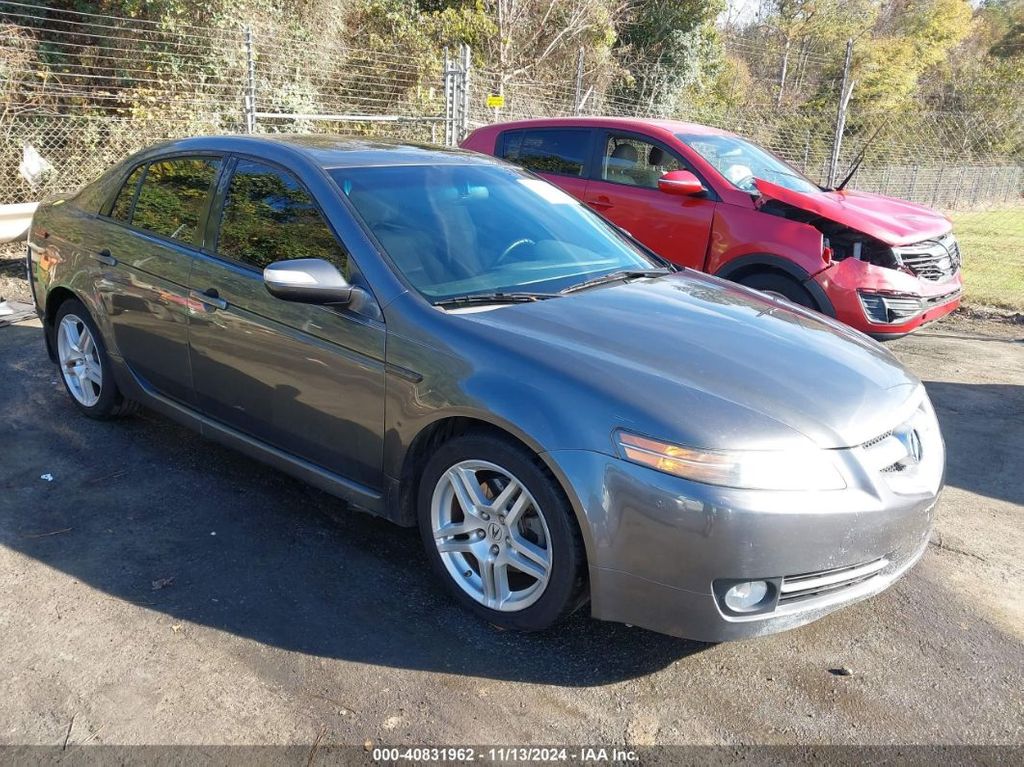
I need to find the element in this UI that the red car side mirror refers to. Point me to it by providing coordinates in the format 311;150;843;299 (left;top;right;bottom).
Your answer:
658;170;705;197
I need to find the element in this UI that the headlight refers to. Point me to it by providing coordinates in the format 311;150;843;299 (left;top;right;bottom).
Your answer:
616;431;847;491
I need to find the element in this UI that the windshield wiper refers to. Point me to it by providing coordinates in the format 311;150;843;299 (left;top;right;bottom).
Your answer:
560;268;670;295
434;291;558;309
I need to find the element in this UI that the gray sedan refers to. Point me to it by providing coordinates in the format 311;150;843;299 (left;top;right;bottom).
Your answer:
27;136;944;641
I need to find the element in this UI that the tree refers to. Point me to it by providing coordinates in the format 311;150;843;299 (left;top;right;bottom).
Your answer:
612;0;725;116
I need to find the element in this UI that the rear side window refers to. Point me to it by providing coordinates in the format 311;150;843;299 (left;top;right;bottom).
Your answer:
109;165;144;221
216;160;350;277
500;129;590;177
131;157;221;243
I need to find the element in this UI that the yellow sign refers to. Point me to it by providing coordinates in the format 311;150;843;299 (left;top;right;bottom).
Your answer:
486;93;505;109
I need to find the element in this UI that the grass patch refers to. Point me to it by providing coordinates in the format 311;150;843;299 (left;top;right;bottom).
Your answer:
951;206;1024;310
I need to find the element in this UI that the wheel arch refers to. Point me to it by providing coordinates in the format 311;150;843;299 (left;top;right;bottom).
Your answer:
391;414;594;573
715;253;835;317
42;285;81;362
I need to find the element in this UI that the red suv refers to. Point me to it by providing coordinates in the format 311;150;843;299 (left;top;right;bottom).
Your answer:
462;117;963;336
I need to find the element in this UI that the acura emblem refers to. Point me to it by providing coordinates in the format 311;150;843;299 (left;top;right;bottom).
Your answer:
896;428;924;464
489;522;503;540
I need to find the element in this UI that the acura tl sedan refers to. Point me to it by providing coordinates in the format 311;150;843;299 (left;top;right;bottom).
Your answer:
27;136;944;641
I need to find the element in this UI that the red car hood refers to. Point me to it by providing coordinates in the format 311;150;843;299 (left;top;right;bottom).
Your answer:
754;179;952;246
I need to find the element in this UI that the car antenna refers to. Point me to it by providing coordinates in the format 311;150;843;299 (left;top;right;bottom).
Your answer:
835;125;883;191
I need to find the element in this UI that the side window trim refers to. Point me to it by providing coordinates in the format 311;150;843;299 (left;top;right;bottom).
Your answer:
590;130;719;201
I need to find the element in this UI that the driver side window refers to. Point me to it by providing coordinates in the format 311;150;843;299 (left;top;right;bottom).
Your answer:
601;136;681;189
217;160;350;277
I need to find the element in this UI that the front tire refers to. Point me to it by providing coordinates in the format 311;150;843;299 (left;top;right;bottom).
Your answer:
737;272;818;311
417;433;587;632
54;298;136;419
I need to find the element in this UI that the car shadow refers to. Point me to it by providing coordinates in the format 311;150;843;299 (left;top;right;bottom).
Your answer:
0;323;706;686
922;379;1024;507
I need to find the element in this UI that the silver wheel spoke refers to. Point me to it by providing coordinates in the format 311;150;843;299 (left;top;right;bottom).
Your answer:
479;557;511;609
446;466;489;519
509;530;550;575
436;538;474;555
84;361;102;385
79;331;93;356
434;520;479;540
503;490;531;528
488;478;522;515
62;320;81;353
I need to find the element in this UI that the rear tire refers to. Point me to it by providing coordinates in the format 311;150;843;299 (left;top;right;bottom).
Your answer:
417;433;587;632
737;272;818;311
53;298;137;419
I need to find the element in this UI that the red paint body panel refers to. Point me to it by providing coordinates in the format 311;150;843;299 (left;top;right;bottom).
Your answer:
584;178;715;270
461;117;964;336
705;205;825;278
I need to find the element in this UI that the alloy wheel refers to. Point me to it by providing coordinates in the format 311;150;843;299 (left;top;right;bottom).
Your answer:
57;313;103;407
430;459;553;612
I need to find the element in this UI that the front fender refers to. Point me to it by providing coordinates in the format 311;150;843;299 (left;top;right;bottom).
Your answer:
708;205;828;281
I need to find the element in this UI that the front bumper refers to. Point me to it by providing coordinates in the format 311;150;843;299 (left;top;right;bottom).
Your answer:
813;258;962;337
545;421;941;642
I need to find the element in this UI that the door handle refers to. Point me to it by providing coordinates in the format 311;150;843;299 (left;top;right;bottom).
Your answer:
588;197;613;210
94;249;117;266
189;288;228;311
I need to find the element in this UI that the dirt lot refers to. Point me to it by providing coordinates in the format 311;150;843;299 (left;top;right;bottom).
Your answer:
0;294;1021;746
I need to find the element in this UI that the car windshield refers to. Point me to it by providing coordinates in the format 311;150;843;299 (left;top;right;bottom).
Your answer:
329;163;660;302
678;133;821;195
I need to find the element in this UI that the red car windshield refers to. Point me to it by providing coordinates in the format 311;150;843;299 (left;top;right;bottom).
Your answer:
678;133;820;195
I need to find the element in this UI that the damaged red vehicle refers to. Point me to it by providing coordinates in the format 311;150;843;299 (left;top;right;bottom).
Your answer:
461;117;963;337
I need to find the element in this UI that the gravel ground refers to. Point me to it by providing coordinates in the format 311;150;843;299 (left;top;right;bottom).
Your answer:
0;283;1021;747
0;242;31;306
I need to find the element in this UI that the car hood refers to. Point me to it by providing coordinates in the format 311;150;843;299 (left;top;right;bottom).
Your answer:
459;272;921;451
755;178;951;246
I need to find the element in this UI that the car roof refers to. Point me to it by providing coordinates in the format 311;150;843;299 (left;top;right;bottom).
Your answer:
143;134;497;169
469;116;736;138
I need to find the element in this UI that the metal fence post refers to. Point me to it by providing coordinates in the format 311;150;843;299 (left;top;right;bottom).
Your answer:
460;43;471;141
827;39;854;188
573;47;585;115
243;25;257;134
443;47;454;147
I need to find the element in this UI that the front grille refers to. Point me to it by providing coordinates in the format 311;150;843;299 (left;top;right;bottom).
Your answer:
779;557;889;604
894;234;961;281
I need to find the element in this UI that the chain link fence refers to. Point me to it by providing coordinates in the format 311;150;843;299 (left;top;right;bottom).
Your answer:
1;0;1021;307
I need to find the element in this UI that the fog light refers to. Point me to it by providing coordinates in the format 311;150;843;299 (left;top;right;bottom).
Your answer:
724;580;770;612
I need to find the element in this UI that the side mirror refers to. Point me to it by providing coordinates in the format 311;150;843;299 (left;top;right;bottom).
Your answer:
658;170;705;197
263;258;354;305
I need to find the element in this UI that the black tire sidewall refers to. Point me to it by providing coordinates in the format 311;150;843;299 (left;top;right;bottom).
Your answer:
738;272;817;310
54;299;121;419
416;433;585;632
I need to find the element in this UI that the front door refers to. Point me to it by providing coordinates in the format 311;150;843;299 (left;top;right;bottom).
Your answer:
584;132;716;270
187;158;386;490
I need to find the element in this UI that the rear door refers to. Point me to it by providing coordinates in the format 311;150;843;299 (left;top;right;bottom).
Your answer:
187;157;386;490
496;127;593;201
584;131;717;269
98;155;222;404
